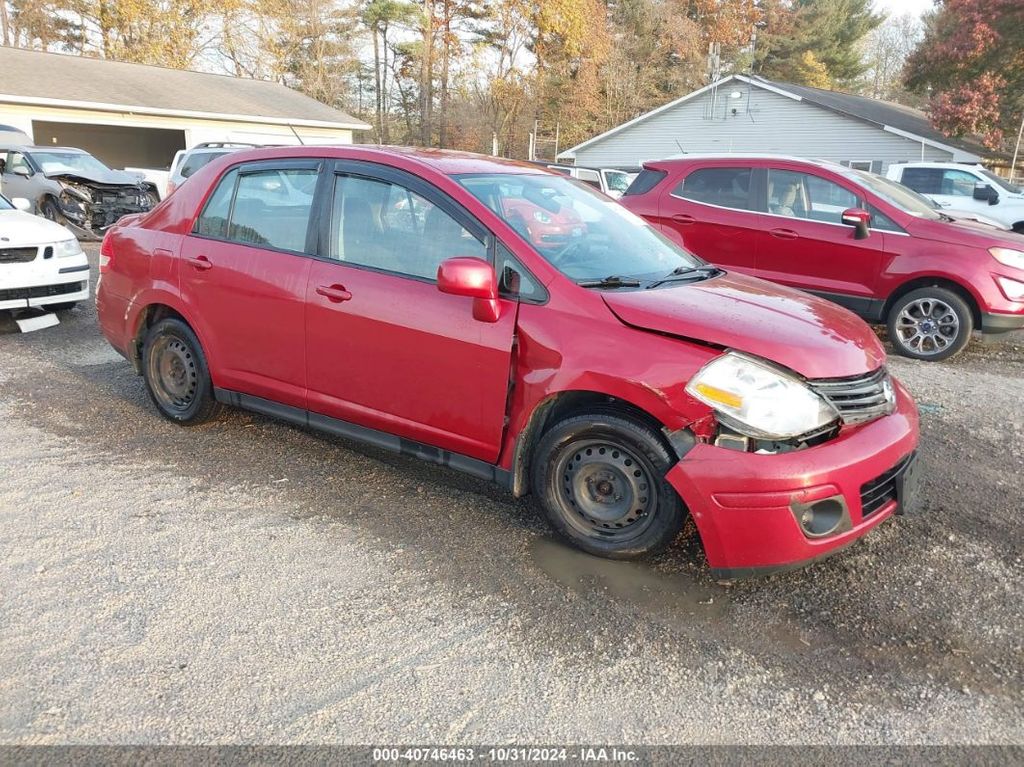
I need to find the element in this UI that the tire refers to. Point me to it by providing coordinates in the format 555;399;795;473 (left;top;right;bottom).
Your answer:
530;412;685;559
141;317;222;425
40;198;64;224
886;286;973;361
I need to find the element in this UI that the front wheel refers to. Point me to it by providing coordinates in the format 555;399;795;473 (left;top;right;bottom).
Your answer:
142;317;222;424
531;413;685;559
886;287;973;361
40;198;64;225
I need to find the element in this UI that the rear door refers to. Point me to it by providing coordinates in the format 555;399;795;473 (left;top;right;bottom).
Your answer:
304;161;517;462
179;159;321;409
654;165;760;273
754;166;883;311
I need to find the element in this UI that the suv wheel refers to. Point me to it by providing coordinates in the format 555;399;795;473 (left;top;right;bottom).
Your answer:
886;286;973;361
40;198;64;224
142;317;222;424
531;412;685;559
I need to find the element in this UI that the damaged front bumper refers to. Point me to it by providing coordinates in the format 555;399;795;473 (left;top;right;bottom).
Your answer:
666;381;920;579
56;179;153;239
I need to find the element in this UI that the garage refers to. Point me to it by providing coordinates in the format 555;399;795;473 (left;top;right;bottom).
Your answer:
30;121;185;172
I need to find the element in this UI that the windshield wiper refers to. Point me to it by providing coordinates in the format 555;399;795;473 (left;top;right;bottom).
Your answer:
576;275;643;289
646;264;721;289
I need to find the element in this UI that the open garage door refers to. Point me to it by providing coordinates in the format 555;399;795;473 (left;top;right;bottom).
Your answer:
32;121;185;171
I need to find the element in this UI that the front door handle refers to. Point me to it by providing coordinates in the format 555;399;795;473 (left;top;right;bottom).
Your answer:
769;228;799;240
671;213;696;225
316;284;353;303
184;255;213;271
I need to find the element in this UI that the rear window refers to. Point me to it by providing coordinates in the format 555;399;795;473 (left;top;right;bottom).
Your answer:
673;167;755;211
181;151;230;178
622;169;667;196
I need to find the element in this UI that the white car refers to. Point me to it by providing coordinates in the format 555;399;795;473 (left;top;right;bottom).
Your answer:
0;195;89;312
885;162;1024;233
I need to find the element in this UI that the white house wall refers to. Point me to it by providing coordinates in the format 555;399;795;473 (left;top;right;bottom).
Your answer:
567;85;958;170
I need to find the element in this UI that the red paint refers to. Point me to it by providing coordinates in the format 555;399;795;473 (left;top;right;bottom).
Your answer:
97;145;921;573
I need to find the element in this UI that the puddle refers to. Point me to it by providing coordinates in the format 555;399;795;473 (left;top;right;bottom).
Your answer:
529;536;729;620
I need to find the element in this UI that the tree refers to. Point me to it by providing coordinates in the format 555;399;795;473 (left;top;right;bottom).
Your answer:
904;0;1024;151
362;0;419;142
857;12;923;102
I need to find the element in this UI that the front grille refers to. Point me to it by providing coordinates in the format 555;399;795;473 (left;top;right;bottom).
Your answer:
810;367;895;425
860;452;915;517
0;281;84;301
0;247;38;264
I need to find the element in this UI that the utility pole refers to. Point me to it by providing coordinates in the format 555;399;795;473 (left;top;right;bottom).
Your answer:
1012;105;1024;184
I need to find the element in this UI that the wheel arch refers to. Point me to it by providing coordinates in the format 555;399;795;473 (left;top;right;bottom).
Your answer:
882;276;982;329
129;300;205;374
508;389;684;498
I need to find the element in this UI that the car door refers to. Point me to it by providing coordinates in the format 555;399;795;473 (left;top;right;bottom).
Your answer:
755;166;883;310
654;165;759;273
304;161;517;463
179;159;321;409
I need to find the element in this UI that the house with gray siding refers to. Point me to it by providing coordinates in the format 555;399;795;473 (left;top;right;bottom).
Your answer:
558;75;990;173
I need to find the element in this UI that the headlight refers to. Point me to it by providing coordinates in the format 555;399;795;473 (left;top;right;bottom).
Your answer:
996;275;1024;301
990;247;1024;270
532;210;552;224
686;352;838;440
54;238;82;258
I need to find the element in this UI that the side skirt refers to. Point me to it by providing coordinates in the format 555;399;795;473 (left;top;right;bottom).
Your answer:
805;290;886;323
214;388;514;490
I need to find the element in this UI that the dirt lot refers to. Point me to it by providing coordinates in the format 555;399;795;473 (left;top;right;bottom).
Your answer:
1;244;1021;745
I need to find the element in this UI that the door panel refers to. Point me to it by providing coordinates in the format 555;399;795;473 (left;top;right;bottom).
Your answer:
654;166;759;274
755;168;882;302
304;168;517;463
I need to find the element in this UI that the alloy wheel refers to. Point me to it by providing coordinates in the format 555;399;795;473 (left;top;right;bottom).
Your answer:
894;297;960;357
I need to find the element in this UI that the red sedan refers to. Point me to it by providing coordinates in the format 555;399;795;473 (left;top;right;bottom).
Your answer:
96;146;919;578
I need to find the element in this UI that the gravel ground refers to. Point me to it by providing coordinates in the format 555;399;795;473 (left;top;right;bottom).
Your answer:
0;245;1021;745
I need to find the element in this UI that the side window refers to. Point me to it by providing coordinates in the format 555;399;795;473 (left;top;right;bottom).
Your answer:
575;169;601;190
194;168;238;239
497;243;546;302
767;169;858;224
228;167;318;252
940;169;978;196
329;174;486;280
899;167;942;194
867;205;903;233
673;167;754;210
8;152;31;175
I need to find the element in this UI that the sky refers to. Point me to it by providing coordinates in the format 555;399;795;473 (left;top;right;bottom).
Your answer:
873;0;935;17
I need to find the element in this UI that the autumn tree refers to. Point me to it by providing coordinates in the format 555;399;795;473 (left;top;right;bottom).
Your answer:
857;12;923;102
904;0;1024;151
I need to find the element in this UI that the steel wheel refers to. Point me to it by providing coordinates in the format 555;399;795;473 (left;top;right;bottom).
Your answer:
554;438;657;542
893;296;960;357
148;335;199;413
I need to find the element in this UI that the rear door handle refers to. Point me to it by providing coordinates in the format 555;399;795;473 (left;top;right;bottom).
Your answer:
671;213;696;225
769;228;799;240
184;255;213;271
316;284;353;303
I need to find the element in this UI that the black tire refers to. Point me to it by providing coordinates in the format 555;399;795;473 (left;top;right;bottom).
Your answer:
1012;222;1024;235
40;197;64;224
49;302;77;312
886;286;973;361
531;412;685;559
141;317;222;425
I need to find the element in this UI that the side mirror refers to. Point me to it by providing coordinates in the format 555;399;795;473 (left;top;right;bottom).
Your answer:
973;182;999;205
437;256;501;322
11;197;31;212
13;166;32;177
841;208;872;240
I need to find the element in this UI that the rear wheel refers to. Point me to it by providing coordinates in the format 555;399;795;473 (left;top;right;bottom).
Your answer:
142;317;222;424
531;412;685;559
886;286;973;361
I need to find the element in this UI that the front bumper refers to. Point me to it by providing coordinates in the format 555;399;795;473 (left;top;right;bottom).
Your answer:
980;310;1024;334
0;256;91;310
667;382;919;578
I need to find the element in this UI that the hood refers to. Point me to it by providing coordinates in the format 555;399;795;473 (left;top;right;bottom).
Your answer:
942;209;1010;232
0;209;75;246
44;168;145;186
601;272;886;379
908;214;1024;249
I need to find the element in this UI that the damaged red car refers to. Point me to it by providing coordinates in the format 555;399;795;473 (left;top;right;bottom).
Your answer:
96;147;920;578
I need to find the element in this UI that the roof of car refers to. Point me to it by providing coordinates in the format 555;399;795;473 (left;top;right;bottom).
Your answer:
0;144;86;153
646;153;852;172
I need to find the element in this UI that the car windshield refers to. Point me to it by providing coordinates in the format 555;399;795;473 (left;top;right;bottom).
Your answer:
604;170;632;193
978;167;1022;194
32;150;111;176
181;151;231;178
844;169;941;219
456;173;704;284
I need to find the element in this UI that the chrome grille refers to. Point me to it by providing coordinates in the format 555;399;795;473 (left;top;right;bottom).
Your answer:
810;367;895;425
0;246;38;264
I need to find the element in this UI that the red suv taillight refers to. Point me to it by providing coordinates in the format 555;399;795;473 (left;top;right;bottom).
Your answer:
99;230;115;273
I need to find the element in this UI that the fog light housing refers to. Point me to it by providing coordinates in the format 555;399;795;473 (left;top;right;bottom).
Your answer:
790;495;851;538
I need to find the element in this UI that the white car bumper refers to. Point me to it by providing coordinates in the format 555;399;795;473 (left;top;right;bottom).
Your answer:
0;251;91;311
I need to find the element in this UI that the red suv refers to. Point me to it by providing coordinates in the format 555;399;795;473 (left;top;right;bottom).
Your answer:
97;146;919;578
621;155;1024;361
